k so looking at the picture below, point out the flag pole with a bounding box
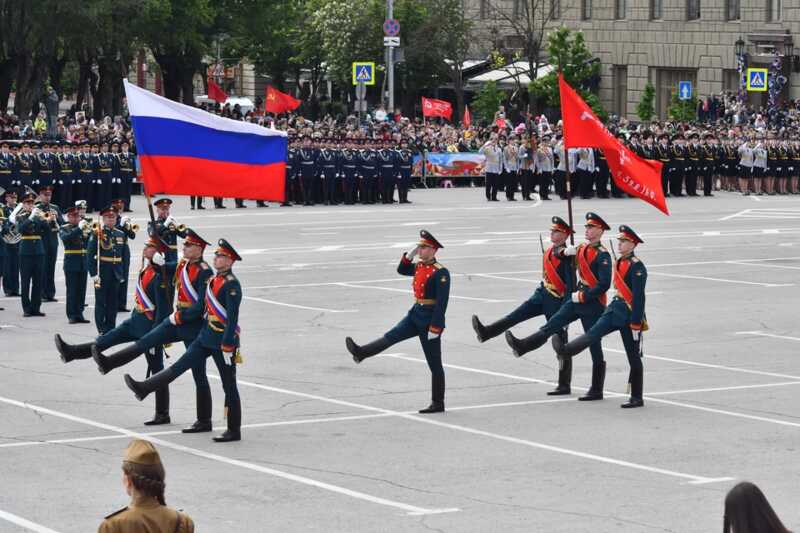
[558,69,576,245]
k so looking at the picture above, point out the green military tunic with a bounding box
[98,495,194,533]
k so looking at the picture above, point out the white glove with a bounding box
[563,245,577,256]
[571,292,581,304]
[169,312,177,325]
[31,207,41,218]
[78,219,89,230]
[164,216,176,227]
[406,246,418,260]
[92,276,99,285]
[428,330,440,340]
[151,253,165,266]
[120,216,131,227]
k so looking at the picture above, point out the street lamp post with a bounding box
[735,37,746,104]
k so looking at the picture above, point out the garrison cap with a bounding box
[153,197,173,207]
[584,212,610,230]
[550,216,574,234]
[21,191,37,202]
[418,229,443,249]
[123,439,162,466]
[64,206,79,216]
[215,238,242,261]
[99,206,117,216]
[618,225,643,244]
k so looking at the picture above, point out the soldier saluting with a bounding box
[472,217,575,395]
[346,230,450,413]
[554,225,648,408]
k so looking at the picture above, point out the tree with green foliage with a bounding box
[471,80,505,124]
[529,27,606,120]
[667,91,697,122]
[636,82,655,122]
[429,0,472,122]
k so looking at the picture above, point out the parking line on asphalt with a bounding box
[734,331,800,342]
[0,509,61,533]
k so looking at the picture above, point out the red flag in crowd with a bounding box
[421,97,453,121]
[558,73,669,215]
[463,105,472,128]
[207,79,228,104]
[265,85,301,114]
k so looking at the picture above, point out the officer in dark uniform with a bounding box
[17,142,36,189]
[298,137,318,206]
[55,141,73,209]
[685,133,701,196]
[15,191,48,317]
[148,198,180,263]
[78,142,97,210]
[94,230,214,433]
[340,141,359,205]
[595,147,611,198]
[1,188,20,296]
[0,187,5,299]
[318,141,339,205]
[37,142,56,188]
[98,439,194,533]
[378,142,398,204]
[283,140,297,206]
[0,141,15,191]
[359,143,378,204]
[554,225,648,409]
[88,206,125,334]
[125,238,244,443]
[669,134,686,197]
[113,198,137,312]
[36,185,64,302]
[473,217,576,394]
[58,206,90,323]
[397,140,414,204]
[96,141,115,210]
[345,230,450,413]
[57,235,173,424]
[506,212,612,401]
[118,141,136,211]
[702,135,716,196]
[655,133,671,197]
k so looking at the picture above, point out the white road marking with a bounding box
[734,331,800,342]
[647,270,793,288]
[0,509,61,533]
[718,209,751,221]
[750,195,762,202]
[472,273,538,284]
[726,260,800,271]
[335,282,514,303]
[0,395,458,516]
[244,296,357,313]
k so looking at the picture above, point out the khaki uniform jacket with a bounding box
[98,496,194,533]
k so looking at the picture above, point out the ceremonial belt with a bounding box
[673,157,684,161]
[175,301,192,309]
[659,159,669,162]
[301,161,314,165]
[169,245,178,250]
[20,170,32,173]
[542,247,567,297]
[64,249,87,254]
[99,168,111,172]
[415,298,436,305]
[577,245,607,306]
[381,165,394,168]
[22,235,41,240]
[613,259,633,309]
[81,170,92,173]
[100,256,122,263]
[0,170,11,174]
[689,157,699,161]
[40,170,52,173]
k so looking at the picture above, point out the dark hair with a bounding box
[723,482,791,533]
[122,461,167,506]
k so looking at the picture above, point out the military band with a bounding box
[13,191,48,317]
[59,206,90,324]
[88,206,126,334]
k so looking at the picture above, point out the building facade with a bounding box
[466,0,800,119]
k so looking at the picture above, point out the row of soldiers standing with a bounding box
[286,138,415,206]
[0,139,137,213]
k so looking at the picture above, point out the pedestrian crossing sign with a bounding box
[746,68,768,92]
[352,62,376,86]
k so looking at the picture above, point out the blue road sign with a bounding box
[678,81,692,100]
[746,68,768,92]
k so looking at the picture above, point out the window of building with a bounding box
[655,69,697,119]
[650,0,663,19]
[767,0,781,21]
[513,0,522,17]
[615,0,626,19]
[581,0,592,19]
[551,0,561,19]
[722,69,741,94]
[724,0,740,19]
[613,66,628,117]
[686,0,700,20]
[479,0,488,19]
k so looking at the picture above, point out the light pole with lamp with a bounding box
[735,37,747,104]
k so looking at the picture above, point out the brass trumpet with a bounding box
[123,221,140,233]
[168,223,186,233]
[91,222,101,232]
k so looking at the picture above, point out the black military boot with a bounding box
[55,334,94,363]
[213,397,241,442]
[183,389,213,433]
[418,402,445,414]
[92,344,141,375]
[419,373,445,413]
[578,361,606,401]
[504,329,550,358]
[124,367,178,401]
[472,314,516,343]
[346,336,391,363]
[621,367,644,409]
[552,333,595,359]
[144,387,171,425]
[547,356,572,395]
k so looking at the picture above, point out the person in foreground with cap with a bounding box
[92,229,214,433]
[98,438,194,533]
[58,205,91,323]
[505,212,612,401]
[56,236,172,424]
[346,230,451,414]
[472,216,576,395]
[15,190,48,317]
[88,205,126,334]
[36,184,64,303]
[148,198,181,263]
[553,225,648,408]
[124,239,244,443]
[2,188,21,297]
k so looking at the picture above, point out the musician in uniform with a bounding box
[97,439,194,533]
[554,225,648,409]
[472,217,576,394]
[113,199,137,312]
[1,188,20,296]
[88,206,126,334]
[36,185,64,302]
[125,239,244,443]
[14,191,48,317]
[94,230,214,433]
[506,212,612,401]
[397,139,414,204]
[57,206,90,324]
[345,230,450,413]
[148,198,180,263]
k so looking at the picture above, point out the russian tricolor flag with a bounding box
[123,79,287,202]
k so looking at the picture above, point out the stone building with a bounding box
[465,0,799,119]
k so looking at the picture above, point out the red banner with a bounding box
[207,79,228,104]
[266,86,301,114]
[463,105,471,128]
[422,97,452,120]
[559,73,669,215]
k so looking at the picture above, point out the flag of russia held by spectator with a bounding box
[123,79,287,202]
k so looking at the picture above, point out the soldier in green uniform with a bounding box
[13,191,48,317]
[88,206,125,334]
[59,206,90,323]
[2,188,21,297]
[36,185,64,302]
[125,239,244,443]
[98,439,194,533]
[112,198,136,312]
